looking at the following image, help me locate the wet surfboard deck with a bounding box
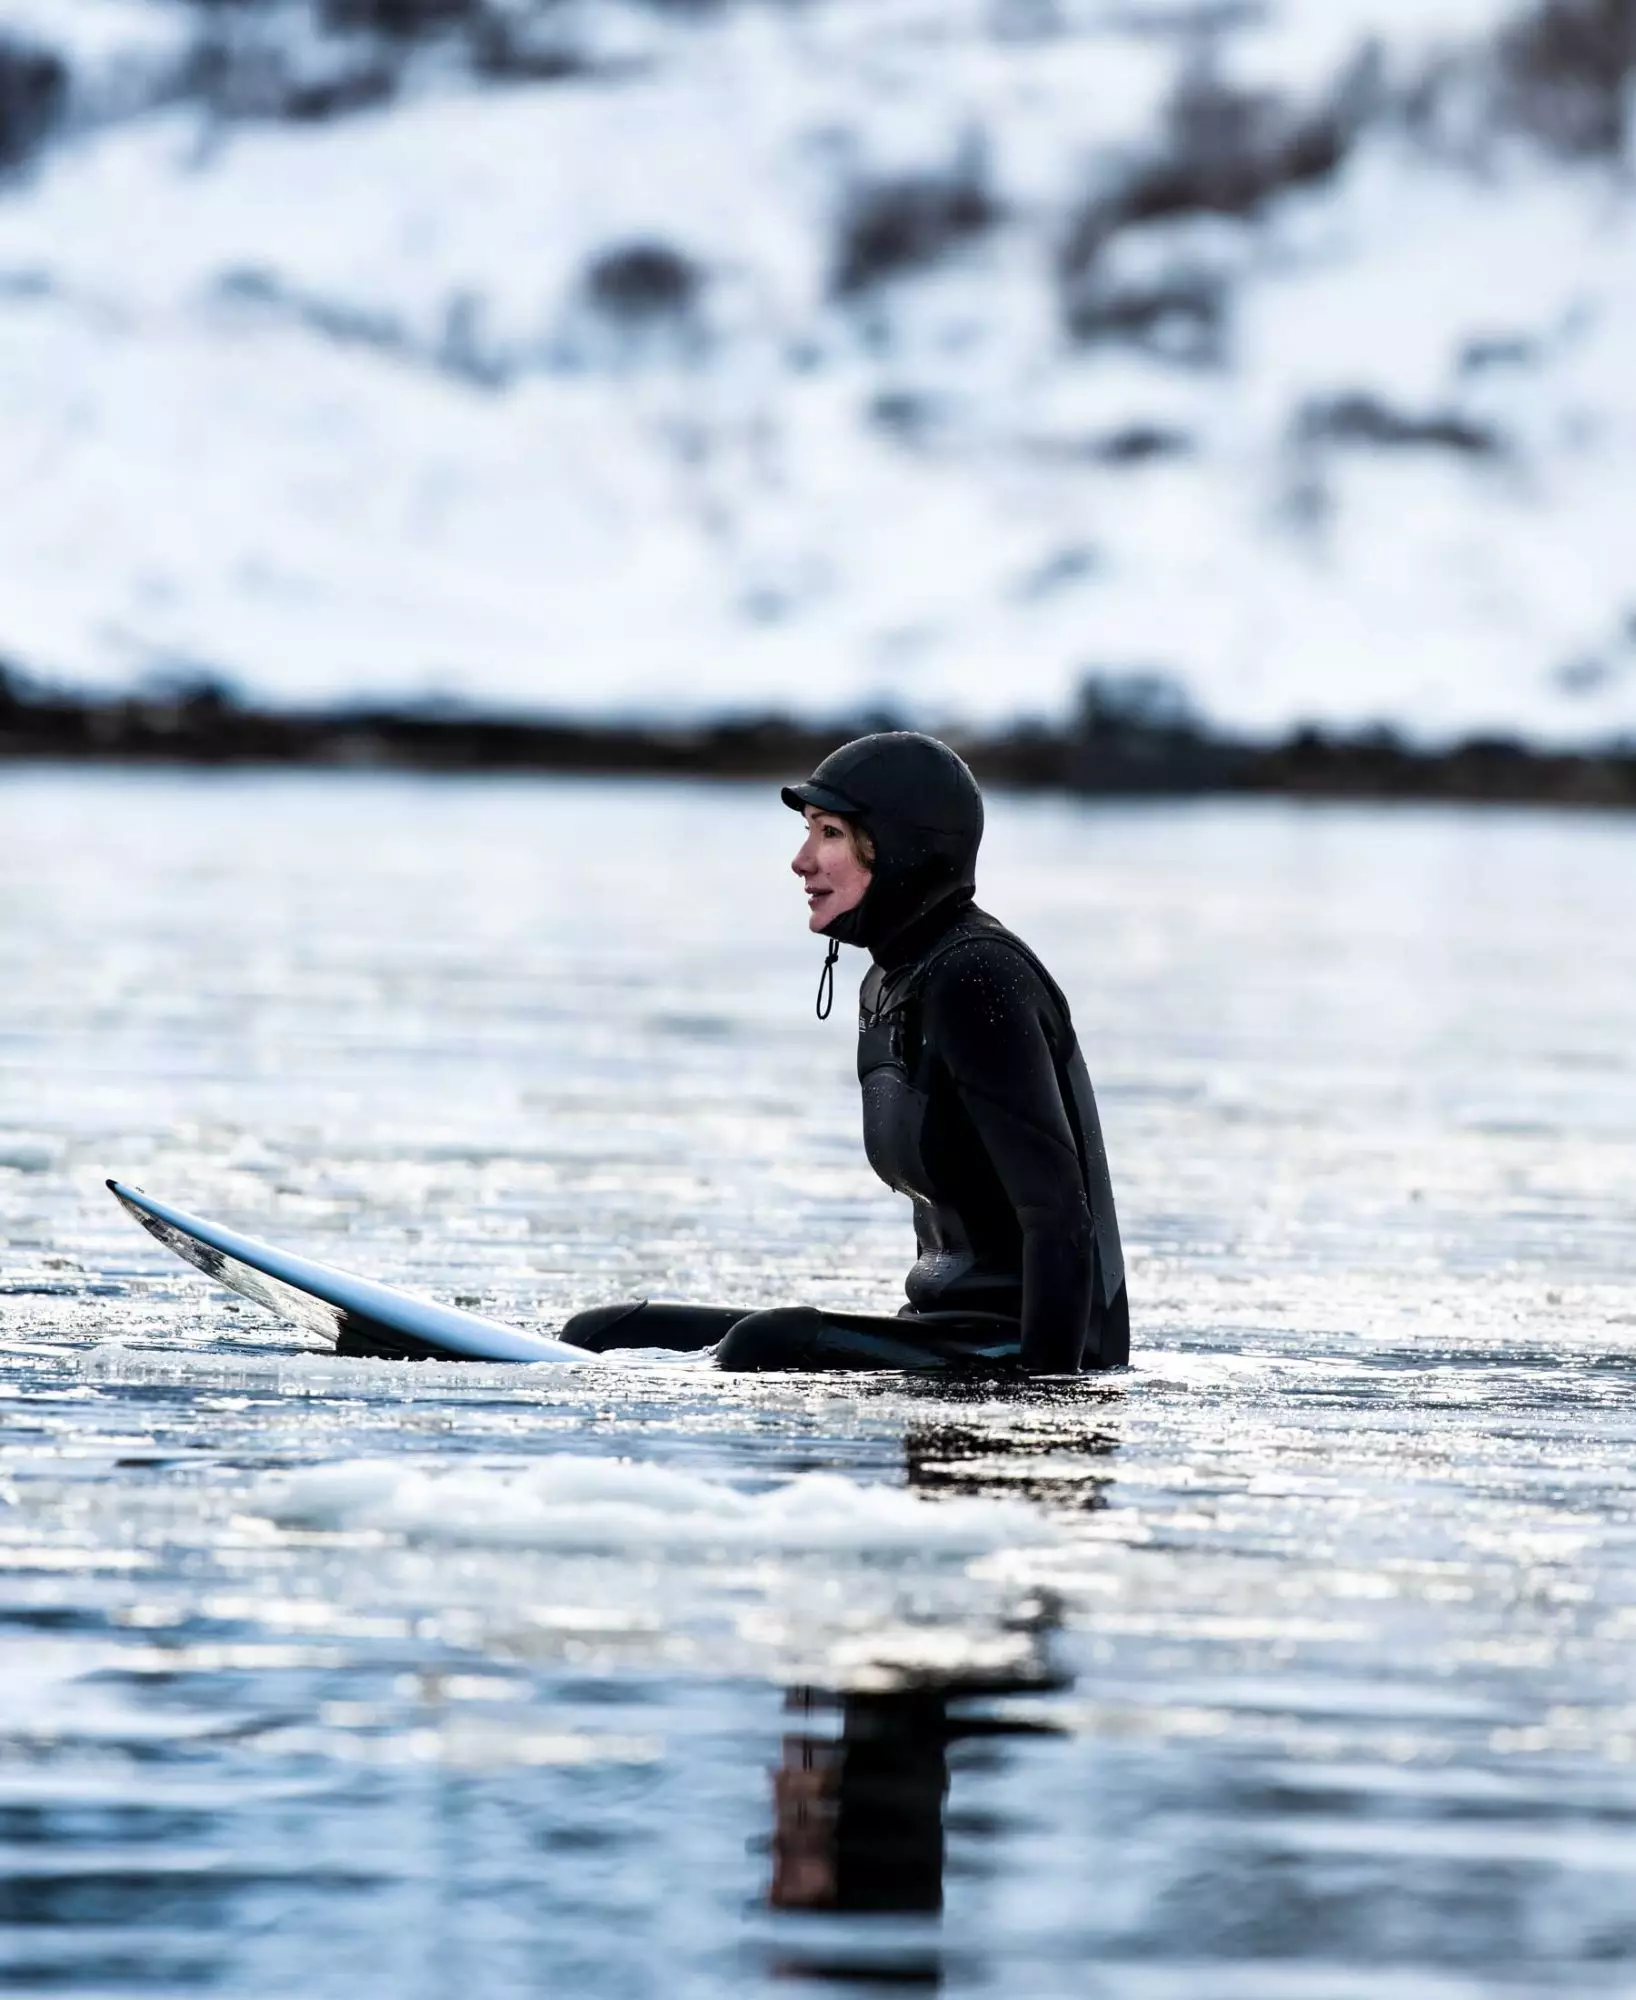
[106,1180,592,1363]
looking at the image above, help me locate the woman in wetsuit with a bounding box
[562,732,1128,1373]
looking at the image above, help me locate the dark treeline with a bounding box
[2,662,1633,809]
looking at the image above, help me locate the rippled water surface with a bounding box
[2,769,1634,1998]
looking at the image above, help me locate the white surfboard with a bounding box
[107,1180,591,1363]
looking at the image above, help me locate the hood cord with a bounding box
[815,936,840,1021]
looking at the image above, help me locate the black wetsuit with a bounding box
[561,732,1128,1373]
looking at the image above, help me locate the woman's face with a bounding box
[791,806,873,934]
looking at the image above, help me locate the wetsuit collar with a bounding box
[869,884,978,970]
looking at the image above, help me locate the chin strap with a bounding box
[815,936,841,1021]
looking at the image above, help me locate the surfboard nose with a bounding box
[107,1178,147,1218]
[105,1179,591,1364]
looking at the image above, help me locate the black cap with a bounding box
[782,733,982,837]
[781,776,864,819]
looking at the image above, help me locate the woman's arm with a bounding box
[922,940,1095,1372]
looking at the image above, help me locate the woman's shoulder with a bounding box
[918,918,1062,1021]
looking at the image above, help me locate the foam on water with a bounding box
[248,1455,1054,1558]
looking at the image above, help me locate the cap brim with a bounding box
[781,780,862,817]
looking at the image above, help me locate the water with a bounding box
[2,768,1634,1998]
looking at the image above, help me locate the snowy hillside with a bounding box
[0,0,1632,741]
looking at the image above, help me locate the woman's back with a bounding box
[859,904,1127,1371]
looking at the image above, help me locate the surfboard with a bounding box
[106,1180,592,1363]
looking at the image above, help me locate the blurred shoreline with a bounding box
[3,663,1633,809]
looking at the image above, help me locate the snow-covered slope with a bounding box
[0,0,1632,741]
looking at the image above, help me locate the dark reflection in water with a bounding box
[762,1421,1106,1987]
[769,1674,1072,1911]
[771,1687,951,1917]
[904,1416,1120,1511]
[765,1677,1069,1990]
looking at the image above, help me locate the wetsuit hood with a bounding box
[783,732,984,962]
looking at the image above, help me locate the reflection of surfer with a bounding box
[766,1419,1105,1924]
[566,732,1129,1374]
[770,1688,950,1914]
[767,1664,1074,1928]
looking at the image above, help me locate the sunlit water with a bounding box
[2,769,1634,1998]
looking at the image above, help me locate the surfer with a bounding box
[563,732,1128,1374]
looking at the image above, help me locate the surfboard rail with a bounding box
[106,1179,591,1364]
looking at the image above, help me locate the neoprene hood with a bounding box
[783,733,984,956]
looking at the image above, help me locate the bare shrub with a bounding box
[1065,267,1226,363]
[184,11,399,123]
[319,0,478,34]
[831,148,999,296]
[869,391,947,445]
[1494,0,1636,156]
[0,35,67,172]
[1064,55,1376,277]
[470,8,594,81]
[1459,332,1540,374]
[184,0,599,119]
[1011,545,1101,602]
[1119,69,1352,223]
[216,267,406,351]
[1294,393,1502,456]
[1060,51,1380,347]
[584,242,701,323]
[1094,423,1195,463]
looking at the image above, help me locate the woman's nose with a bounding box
[792,841,815,876]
